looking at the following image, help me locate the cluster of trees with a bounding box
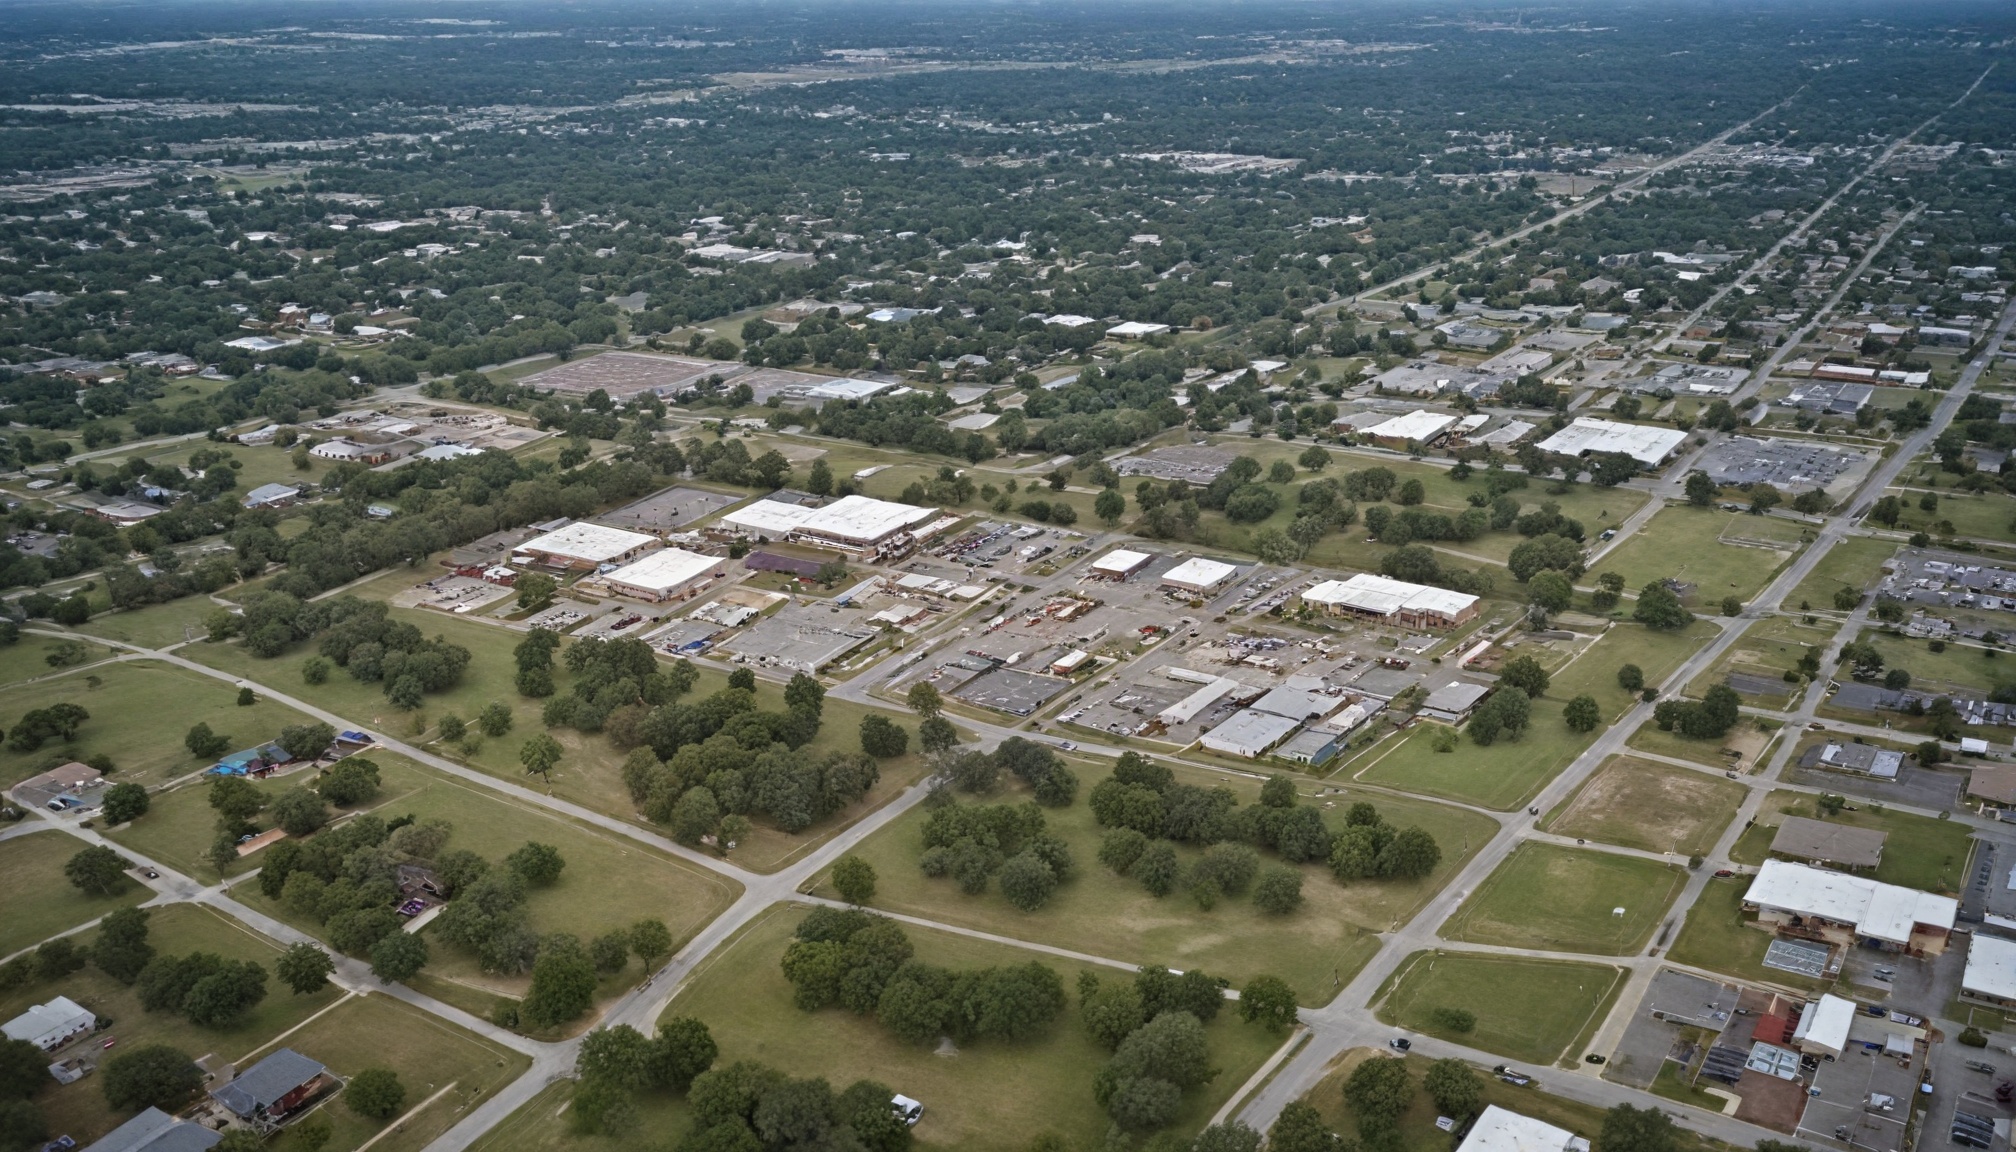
[664,1057,913,1152]
[1081,964,1279,1134]
[781,908,1067,1047]
[1466,654,1551,747]
[1653,681,1744,740]
[224,593,472,710]
[6,702,89,753]
[136,950,270,1027]
[568,1017,722,1138]
[1632,580,1695,631]
[918,800,1075,911]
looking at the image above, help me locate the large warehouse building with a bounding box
[1536,417,1688,468]
[517,522,661,570]
[1300,573,1480,629]
[716,494,939,560]
[595,548,728,603]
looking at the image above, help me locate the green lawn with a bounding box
[0,829,151,958]
[238,991,532,1152]
[1786,536,1899,613]
[1857,628,2014,699]
[78,597,234,650]
[1880,485,2016,543]
[0,634,116,687]
[1686,615,1836,706]
[1349,715,1595,811]
[1438,843,1688,955]
[1596,505,1806,604]
[0,659,321,790]
[0,903,347,1146]
[464,1079,686,1152]
[1544,757,1745,857]
[1727,789,1972,894]
[1626,716,1777,771]
[1666,876,1831,993]
[1375,951,1627,1066]
[832,763,1493,1005]
[1549,620,1718,716]
[659,904,1285,1152]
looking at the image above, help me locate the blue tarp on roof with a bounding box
[337,731,372,745]
[208,743,288,776]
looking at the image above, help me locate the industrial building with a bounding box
[595,548,728,602]
[716,494,939,560]
[516,521,662,570]
[1299,574,1480,629]
[1356,409,1458,448]
[1091,549,1154,580]
[1455,1107,1589,1152]
[1199,708,1301,758]
[1962,933,2016,1008]
[1160,557,1241,595]
[1741,859,1957,955]
[1536,417,1688,468]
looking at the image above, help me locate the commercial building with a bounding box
[242,482,302,509]
[717,495,937,560]
[596,548,728,602]
[1357,409,1458,448]
[1967,766,2016,814]
[1536,417,1688,468]
[3,996,96,1051]
[1198,709,1300,758]
[1962,933,2016,1008]
[517,522,661,570]
[307,437,397,465]
[1300,574,1480,629]
[1455,1107,1590,1152]
[83,1107,222,1152]
[1160,557,1240,595]
[1768,816,1886,870]
[1091,549,1153,580]
[1106,321,1171,339]
[1791,993,1859,1059]
[10,760,104,811]
[1741,859,1957,955]
[1157,676,1244,726]
[1419,681,1491,723]
[1786,380,1874,413]
[1798,740,1904,780]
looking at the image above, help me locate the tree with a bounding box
[918,715,959,754]
[103,1045,203,1112]
[1528,570,1574,614]
[629,919,674,971]
[832,856,877,905]
[347,1067,406,1120]
[1599,1104,1678,1152]
[1684,471,1719,507]
[65,845,130,896]
[997,851,1058,911]
[1633,581,1693,630]
[207,775,266,826]
[649,1017,720,1091]
[507,842,567,886]
[1343,1056,1413,1121]
[517,572,558,613]
[93,907,154,984]
[785,672,825,716]
[274,722,334,764]
[271,787,329,836]
[318,758,381,806]
[1269,1102,1343,1152]
[1299,445,1330,472]
[182,960,269,1026]
[1424,1059,1482,1119]
[906,682,942,718]
[523,945,599,1028]
[478,701,515,737]
[578,1024,654,1089]
[1238,975,1298,1031]
[102,781,150,825]
[276,942,334,994]
[670,787,721,845]
[1563,695,1601,732]
[1252,865,1303,915]
[1195,1122,1264,1152]
[521,733,563,783]
[1499,655,1550,698]
[860,715,909,758]
[1617,664,1645,693]
[1135,843,1180,896]
[370,931,428,983]
[185,721,231,760]
[1096,488,1126,525]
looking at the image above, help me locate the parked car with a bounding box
[1967,1061,1996,1074]
[1389,1038,1411,1052]
[1713,869,1735,878]
[891,1095,924,1127]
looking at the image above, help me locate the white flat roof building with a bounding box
[1964,934,2016,1006]
[598,548,727,602]
[1742,859,1957,948]
[3,996,96,1052]
[1456,1106,1590,1152]
[1199,709,1300,757]
[796,494,937,547]
[1792,993,1857,1058]
[1158,676,1243,726]
[1092,548,1153,578]
[1107,321,1172,339]
[1161,557,1240,594]
[803,377,900,401]
[1536,417,1688,467]
[519,522,661,568]
[718,499,820,538]
[1360,410,1458,444]
[1301,573,1480,628]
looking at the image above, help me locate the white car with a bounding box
[891,1095,924,1127]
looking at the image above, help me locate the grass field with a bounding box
[1348,715,1596,811]
[231,755,741,1014]
[1375,951,1627,1066]
[78,597,233,650]
[1626,717,1776,771]
[1786,537,1900,613]
[1856,629,2013,698]
[1666,877,1830,993]
[1438,843,1688,955]
[831,764,1493,1005]
[1548,620,1719,716]
[0,659,321,790]
[0,903,347,1146]
[237,992,532,1152]
[1686,615,1836,706]
[0,634,116,687]
[0,829,151,958]
[651,904,1285,1152]
[1597,505,1806,604]
[1544,757,1745,857]
[1880,485,2016,543]
[1725,789,1972,894]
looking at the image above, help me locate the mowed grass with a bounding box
[0,829,151,958]
[1349,716,1595,811]
[237,992,532,1152]
[1438,843,1687,955]
[1686,614,1835,705]
[1857,628,2013,698]
[0,903,346,1146]
[832,763,1494,1005]
[0,659,321,790]
[1549,620,1718,714]
[1376,951,1627,1066]
[1545,757,1745,857]
[0,633,116,686]
[1880,485,2016,543]
[654,904,1287,1152]
[1727,789,1972,894]
[1597,505,1805,604]
[1787,536,1899,613]
[78,596,233,650]
[1667,877,1830,993]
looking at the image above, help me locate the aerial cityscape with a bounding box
[1,3,2015,1152]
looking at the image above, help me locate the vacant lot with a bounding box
[1727,789,1971,894]
[0,659,320,790]
[1626,716,1775,771]
[1856,629,2012,699]
[1549,620,1718,719]
[0,633,115,686]
[655,904,1287,1152]
[0,829,151,958]
[1598,505,1805,604]
[1787,537,1899,613]
[0,903,346,1145]
[1546,757,1745,857]
[1687,615,1835,707]
[1376,951,1627,1066]
[1439,843,1687,955]
[1667,876,1829,993]
[1879,484,2016,544]
[1351,714,1595,811]
[77,597,230,651]
[834,764,1492,1004]
[238,991,532,1152]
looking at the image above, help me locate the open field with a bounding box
[78,597,234,650]
[464,1078,685,1152]
[1878,485,2016,544]
[1855,628,2013,699]
[1348,715,1595,811]
[1725,788,1971,894]
[1626,716,1776,772]
[1543,757,1745,857]
[0,903,347,1146]
[237,991,532,1152]
[1438,843,1687,955]
[1375,951,1627,1066]
[1666,876,1831,992]
[659,904,1286,1152]
[0,633,116,686]
[0,659,321,791]
[0,829,151,958]
[830,763,1494,1005]
[1786,536,1899,613]
[1686,614,1835,706]
[1548,620,1719,715]
[1597,505,1807,605]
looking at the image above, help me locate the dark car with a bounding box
[1389,1038,1411,1052]
[1713,869,1734,877]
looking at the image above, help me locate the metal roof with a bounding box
[519,521,659,563]
[1964,933,2016,1002]
[1743,859,1955,945]
[1536,417,1687,466]
[600,548,725,593]
[210,1048,326,1117]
